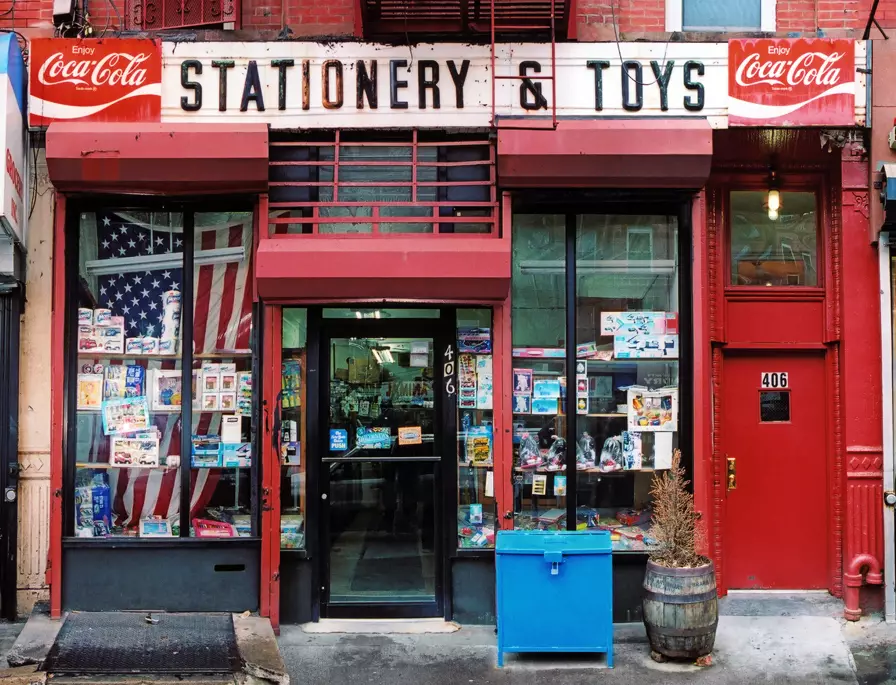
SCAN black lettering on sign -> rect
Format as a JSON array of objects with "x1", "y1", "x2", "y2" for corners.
[
  {"x1": 650, "y1": 60, "x2": 674, "y2": 112},
  {"x1": 240, "y1": 60, "x2": 265, "y2": 112},
  {"x1": 271, "y1": 59, "x2": 294, "y2": 111},
  {"x1": 586, "y1": 59, "x2": 610, "y2": 111},
  {"x1": 390, "y1": 59, "x2": 409, "y2": 109},
  {"x1": 519, "y1": 60, "x2": 547, "y2": 111},
  {"x1": 302, "y1": 59, "x2": 310, "y2": 111},
  {"x1": 322, "y1": 60, "x2": 344, "y2": 109},
  {"x1": 211, "y1": 59, "x2": 235, "y2": 112},
  {"x1": 418, "y1": 60, "x2": 440, "y2": 109},
  {"x1": 621, "y1": 61, "x2": 643, "y2": 112},
  {"x1": 180, "y1": 59, "x2": 202, "y2": 112},
  {"x1": 684, "y1": 60, "x2": 705, "y2": 111},
  {"x1": 357, "y1": 60, "x2": 378, "y2": 109},
  {"x1": 446, "y1": 60, "x2": 470, "y2": 108}
]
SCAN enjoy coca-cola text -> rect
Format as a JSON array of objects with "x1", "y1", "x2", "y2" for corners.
[
  {"x1": 735, "y1": 50, "x2": 845, "y2": 89},
  {"x1": 37, "y1": 51, "x2": 152, "y2": 89}
]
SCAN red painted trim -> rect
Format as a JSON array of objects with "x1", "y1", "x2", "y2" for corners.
[
  {"x1": 496, "y1": 193, "x2": 514, "y2": 529},
  {"x1": 253, "y1": 196, "x2": 265, "y2": 304},
  {"x1": 49, "y1": 193, "x2": 66, "y2": 619},
  {"x1": 691, "y1": 191, "x2": 711, "y2": 556},
  {"x1": 260, "y1": 304, "x2": 278, "y2": 625},
  {"x1": 267, "y1": 305, "x2": 283, "y2": 631}
]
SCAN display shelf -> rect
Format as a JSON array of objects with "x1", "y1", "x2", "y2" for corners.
[
  {"x1": 514, "y1": 466, "x2": 655, "y2": 474},
  {"x1": 459, "y1": 462, "x2": 494, "y2": 469},
  {"x1": 76, "y1": 463, "x2": 252, "y2": 470},
  {"x1": 76, "y1": 407, "x2": 244, "y2": 414},
  {"x1": 77, "y1": 351, "x2": 251, "y2": 360},
  {"x1": 584, "y1": 413, "x2": 627, "y2": 418}
]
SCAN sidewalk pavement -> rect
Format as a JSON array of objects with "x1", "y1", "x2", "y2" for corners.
[{"x1": 277, "y1": 595, "x2": 896, "y2": 685}]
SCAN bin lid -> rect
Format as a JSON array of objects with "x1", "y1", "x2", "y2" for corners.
[{"x1": 495, "y1": 530, "x2": 612, "y2": 554}]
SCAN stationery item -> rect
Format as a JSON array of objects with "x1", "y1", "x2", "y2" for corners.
[
  {"x1": 221, "y1": 415, "x2": 243, "y2": 444},
  {"x1": 531, "y1": 398, "x2": 558, "y2": 415},
  {"x1": 93, "y1": 309, "x2": 112, "y2": 325},
  {"x1": 78, "y1": 308, "x2": 93, "y2": 325},
  {"x1": 78, "y1": 326, "x2": 98, "y2": 351},
  {"x1": 160, "y1": 290, "x2": 181, "y2": 342},
  {"x1": 203, "y1": 373, "x2": 220, "y2": 393},
  {"x1": 110, "y1": 435, "x2": 160, "y2": 467},
  {"x1": 220, "y1": 392, "x2": 237, "y2": 411},
  {"x1": 485, "y1": 470, "x2": 494, "y2": 498},
  {"x1": 469, "y1": 503, "x2": 483, "y2": 524},
  {"x1": 192, "y1": 519, "x2": 236, "y2": 538},
  {"x1": 91, "y1": 478, "x2": 112, "y2": 537},
  {"x1": 125, "y1": 338, "x2": 144, "y2": 355},
  {"x1": 600, "y1": 311, "x2": 678, "y2": 336},
  {"x1": 140, "y1": 518, "x2": 173, "y2": 537},
  {"x1": 614, "y1": 333, "x2": 679, "y2": 359},
  {"x1": 75, "y1": 486, "x2": 94, "y2": 537},
  {"x1": 158, "y1": 339, "x2": 177, "y2": 355},
  {"x1": 220, "y1": 372, "x2": 237, "y2": 392},
  {"x1": 458, "y1": 353, "x2": 477, "y2": 409},
  {"x1": 627, "y1": 387, "x2": 678, "y2": 432},
  {"x1": 103, "y1": 366, "x2": 126, "y2": 400},
  {"x1": 102, "y1": 339, "x2": 124, "y2": 353},
  {"x1": 237, "y1": 372, "x2": 252, "y2": 414},
  {"x1": 77, "y1": 374, "x2": 103, "y2": 410},
  {"x1": 101, "y1": 396, "x2": 150, "y2": 436},
  {"x1": 532, "y1": 474, "x2": 548, "y2": 496},
  {"x1": 125, "y1": 365, "x2": 145, "y2": 397},
  {"x1": 554, "y1": 474, "x2": 567, "y2": 496},
  {"x1": 465, "y1": 425, "x2": 493, "y2": 464},
  {"x1": 222, "y1": 442, "x2": 252, "y2": 468},
  {"x1": 512, "y1": 368, "x2": 533, "y2": 394},
  {"x1": 513, "y1": 394, "x2": 531, "y2": 414},
  {"x1": 202, "y1": 393, "x2": 220, "y2": 411},
  {"x1": 533, "y1": 379, "x2": 561, "y2": 399},
  {"x1": 151, "y1": 370, "x2": 182, "y2": 411},
  {"x1": 142, "y1": 337, "x2": 160, "y2": 354}
]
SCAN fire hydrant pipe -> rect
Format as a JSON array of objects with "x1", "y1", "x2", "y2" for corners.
[{"x1": 844, "y1": 553, "x2": 883, "y2": 621}]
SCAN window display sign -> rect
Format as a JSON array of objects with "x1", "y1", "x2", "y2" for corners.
[
  {"x1": 28, "y1": 38, "x2": 162, "y2": 127},
  {"x1": 0, "y1": 34, "x2": 25, "y2": 254},
  {"x1": 356, "y1": 426, "x2": 391, "y2": 449},
  {"x1": 728, "y1": 38, "x2": 857, "y2": 126},
  {"x1": 627, "y1": 388, "x2": 678, "y2": 432},
  {"x1": 329, "y1": 429, "x2": 348, "y2": 451}
]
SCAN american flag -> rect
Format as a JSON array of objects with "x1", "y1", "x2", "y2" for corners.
[{"x1": 82, "y1": 210, "x2": 254, "y2": 531}]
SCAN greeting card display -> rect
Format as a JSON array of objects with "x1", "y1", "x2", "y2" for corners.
[{"x1": 101, "y1": 396, "x2": 150, "y2": 436}]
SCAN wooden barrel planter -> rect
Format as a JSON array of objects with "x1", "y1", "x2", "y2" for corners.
[{"x1": 642, "y1": 559, "x2": 718, "y2": 659}]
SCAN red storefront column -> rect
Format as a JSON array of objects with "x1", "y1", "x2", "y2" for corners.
[{"x1": 840, "y1": 138, "x2": 885, "y2": 616}]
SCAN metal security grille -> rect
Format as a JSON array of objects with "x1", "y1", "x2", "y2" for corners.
[
  {"x1": 43, "y1": 612, "x2": 241, "y2": 674},
  {"x1": 362, "y1": 0, "x2": 567, "y2": 35},
  {"x1": 127, "y1": 0, "x2": 237, "y2": 30},
  {"x1": 268, "y1": 131, "x2": 497, "y2": 236},
  {"x1": 760, "y1": 391, "x2": 791, "y2": 423}
]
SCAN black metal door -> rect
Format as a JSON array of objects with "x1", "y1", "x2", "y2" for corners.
[
  {"x1": 318, "y1": 318, "x2": 449, "y2": 619},
  {"x1": 0, "y1": 281, "x2": 22, "y2": 620}
]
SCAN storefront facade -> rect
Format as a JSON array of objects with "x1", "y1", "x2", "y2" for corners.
[{"x1": 31, "y1": 36, "x2": 883, "y2": 627}]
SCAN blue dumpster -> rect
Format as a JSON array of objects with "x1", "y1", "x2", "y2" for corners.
[{"x1": 495, "y1": 530, "x2": 613, "y2": 667}]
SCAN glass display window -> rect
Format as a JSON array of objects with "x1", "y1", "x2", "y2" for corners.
[
  {"x1": 280, "y1": 308, "x2": 307, "y2": 550},
  {"x1": 456, "y1": 309, "x2": 496, "y2": 549},
  {"x1": 68, "y1": 207, "x2": 257, "y2": 540},
  {"x1": 509, "y1": 207, "x2": 686, "y2": 553}
]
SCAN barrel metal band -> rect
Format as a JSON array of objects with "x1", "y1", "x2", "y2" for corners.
[
  {"x1": 645, "y1": 622, "x2": 719, "y2": 638},
  {"x1": 643, "y1": 589, "x2": 718, "y2": 604}
]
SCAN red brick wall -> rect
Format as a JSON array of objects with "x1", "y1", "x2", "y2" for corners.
[{"x1": 4, "y1": 0, "x2": 896, "y2": 38}]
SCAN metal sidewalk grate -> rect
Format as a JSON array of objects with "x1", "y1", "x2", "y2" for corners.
[{"x1": 42, "y1": 612, "x2": 242, "y2": 675}]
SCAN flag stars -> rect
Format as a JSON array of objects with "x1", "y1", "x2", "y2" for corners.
[
  {"x1": 146, "y1": 324, "x2": 156, "y2": 335},
  {"x1": 128, "y1": 240, "x2": 136, "y2": 249},
  {"x1": 138, "y1": 233, "x2": 146, "y2": 242},
  {"x1": 151, "y1": 279, "x2": 161, "y2": 289},
  {"x1": 131, "y1": 297, "x2": 139, "y2": 307},
  {"x1": 123, "y1": 284, "x2": 132, "y2": 293},
  {"x1": 118, "y1": 247, "x2": 126, "y2": 256},
  {"x1": 122, "y1": 305, "x2": 130, "y2": 315},
  {"x1": 139, "y1": 311, "x2": 147, "y2": 320},
  {"x1": 175, "y1": 238, "x2": 183, "y2": 248},
  {"x1": 119, "y1": 224, "x2": 128, "y2": 235},
  {"x1": 141, "y1": 289, "x2": 150, "y2": 298},
  {"x1": 99, "y1": 286, "x2": 107, "y2": 296},
  {"x1": 170, "y1": 281, "x2": 179, "y2": 291},
  {"x1": 129, "y1": 320, "x2": 138, "y2": 330},
  {"x1": 162, "y1": 271, "x2": 171, "y2": 280},
  {"x1": 102, "y1": 217, "x2": 111, "y2": 227},
  {"x1": 156, "y1": 237, "x2": 164, "y2": 247},
  {"x1": 114, "y1": 292, "x2": 123, "y2": 301},
  {"x1": 148, "y1": 301, "x2": 158, "y2": 310},
  {"x1": 132, "y1": 275, "x2": 142, "y2": 284},
  {"x1": 101, "y1": 240, "x2": 110, "y2": 250},
  {"x1": 110, "y1": 232, "x2": 118, "y2": 241}
]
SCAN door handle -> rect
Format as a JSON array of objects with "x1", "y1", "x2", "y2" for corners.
[{"x1": 727, "y1": 456, "x2": 736, "y2": 491}]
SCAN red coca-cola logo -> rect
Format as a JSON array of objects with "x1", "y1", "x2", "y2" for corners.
[
  {"x1": 735, "y1": 50, "x2": 845, "y2": 89},
  {"x1": 28, "y1": 39, "x2": 161, "y2": 127},
  {"x1": 728, "y1": 38, "x2": 856, "y2": 126},
  {"x1": 37, "y1": 51, "x2": 152, "y2": 89}
]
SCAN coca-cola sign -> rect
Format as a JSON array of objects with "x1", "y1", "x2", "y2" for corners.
[
  {"x1": 29, "y1": 38, "x2": 161, "y2": 127},
  {"x1": 729, "y1": 38, "x2": 856, "y2": 126}
]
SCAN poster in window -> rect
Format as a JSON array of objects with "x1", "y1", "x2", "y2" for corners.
[{"x1": 627, "y1": 387, "x2": 678, "y2": 432}]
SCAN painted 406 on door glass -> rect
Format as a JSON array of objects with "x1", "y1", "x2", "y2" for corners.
[{"x1": 29, "y1": 39, "x2": 162, "y2": 127}]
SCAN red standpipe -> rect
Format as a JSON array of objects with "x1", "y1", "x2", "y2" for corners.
[{"x1": 843, "y1": 554, "x2": 883, "y2": 621}]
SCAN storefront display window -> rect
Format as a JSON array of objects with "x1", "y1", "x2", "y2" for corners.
[
  {"x1": 510, "y1": 210, "x2": 683, "y2": 552},
  {"x1": 70, "y1": 208, "x2": 257, "y2": 539},
  {"x1": 280, "y1": 308, "x2": 307, "y2": 550},
  {"x1": 456, "y1": 309, "x2": 495, "y2": 549},
  {"x1": 510, "y1": 215, "x2": 568, "y2": 533},
  {"x1": 730, "y1": 191, "x2": 818, "y2": 286}
]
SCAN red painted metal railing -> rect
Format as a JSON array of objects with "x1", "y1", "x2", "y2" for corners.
[
  {"x1": 268, "y1": 130, "x2": 498, "y2": 237},
  {"x1": 128, "y1": 0, "x2": 238, "y2": 30}
]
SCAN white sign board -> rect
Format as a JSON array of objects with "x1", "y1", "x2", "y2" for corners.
[
  {"x1": 161, "y1": 42, "x2": 731, "y2": 129},
  {"x1": 0, "y1": 34, "x2": 25, "y2": 256},
  {"x1": 760, "y1": 372, "x2": 789, "y2": 389}
]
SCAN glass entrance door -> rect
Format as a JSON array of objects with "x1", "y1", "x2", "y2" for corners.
[{"x1": 321, "y1": 330, "x2": 441, "y2": 617}]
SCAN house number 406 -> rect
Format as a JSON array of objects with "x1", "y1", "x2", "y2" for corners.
[{"x1": 444, "y1": 345, "x2": 456, "y2": 395}]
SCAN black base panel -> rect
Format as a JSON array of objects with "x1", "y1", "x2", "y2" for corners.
[
  {"x1": 613, "y1": 553, "x2": 648, "y2": 623},
  {"x1": 280, "y1": 555, "x2": 313, "y2": 624},
  {"x1": 43, "y1": 612, "x2": 241, "y2": 675},
  {"x1": 451, "y1": 557, "x2": 496, "y2": 625}
]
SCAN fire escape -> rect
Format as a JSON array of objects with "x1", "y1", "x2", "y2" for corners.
[{"x1": 359, "y1": 0, "x2": 569, "y2": 128}]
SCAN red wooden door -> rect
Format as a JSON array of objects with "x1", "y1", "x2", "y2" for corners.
[{"x1": 721, "y1": 353, "x2": 829, "y2": 589}]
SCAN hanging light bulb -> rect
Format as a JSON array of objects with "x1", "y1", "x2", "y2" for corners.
[
  {"x1": 768, "y1": 207, "x2": 779, "y2": 221},
  {"x1": 767, "y1": 167, "x2": 781, "y2": 220},
  {"x1": 767, "y1": 189, "x2": 780, "y2": 212}
]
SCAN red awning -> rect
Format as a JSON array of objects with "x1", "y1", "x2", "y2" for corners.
[
  {"x1": 256, "y1": 236, "x2": 511, "y2": 301},
  {"x1": 497, "y1": 119, "x2": 713, "y2": 188},
  {"x1": 45, "y1": 123, "x2": 269, "y2": 195}
]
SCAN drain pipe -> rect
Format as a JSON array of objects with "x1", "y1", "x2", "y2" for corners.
[{"x1": 844, "y1": 553, "x2": 884, "y2": 621}]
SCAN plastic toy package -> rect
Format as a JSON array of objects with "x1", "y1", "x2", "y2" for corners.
[
  {"x1": 577, "y1": 432, "x2": 597, "y2": 470},
  {"x1": 517, "y1": 432, "x2": 543, "y2": 469},
  {"x1": 545, "y1": 437, "x2": 566, "y2": 471},
  {"x1": 598, "y1": 435, "x2": 624, "y2": 472}
]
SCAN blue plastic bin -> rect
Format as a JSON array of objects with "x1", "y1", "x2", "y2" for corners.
[{"x1": 495, "y1": 530, "x2": 613, "y2": 667}]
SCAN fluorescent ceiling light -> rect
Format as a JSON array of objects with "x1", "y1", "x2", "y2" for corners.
[
  {"x1": 372, "y1": 349, "x2": 383, "y2": 364},
  {"x1": 85, "y1": 246, "x2": 245, "y2": 277}
]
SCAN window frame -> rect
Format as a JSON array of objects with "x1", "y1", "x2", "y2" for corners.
[
  {"x1": 62, "y1": 197, "x2": 260, "y2": 542},
  {"x1": 665, "y1": 0, "x2": 775, "y2": 32},
  {"x1": 725, "y1": 183, "x2": 823, "y2": 291}
]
